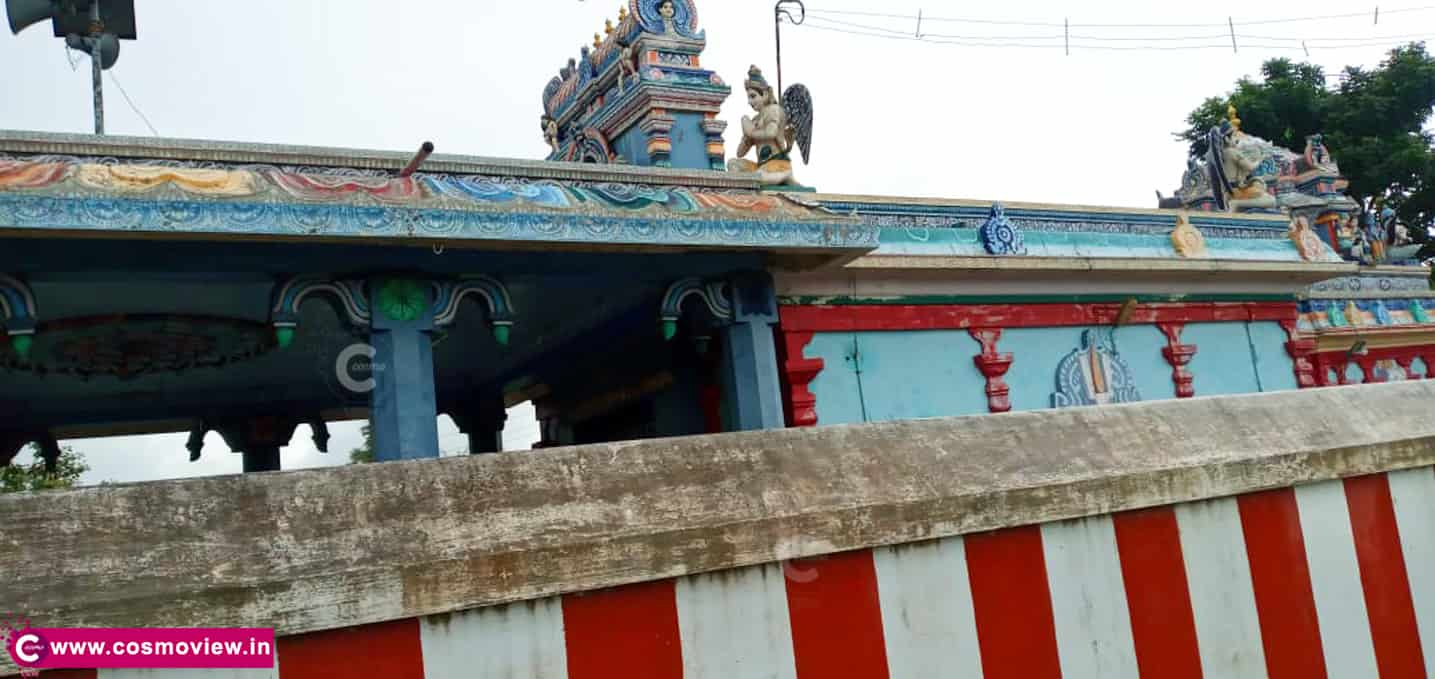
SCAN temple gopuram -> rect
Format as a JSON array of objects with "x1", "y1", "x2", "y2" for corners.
[{"x1": 0, "y1": 0, "x2": 1429, "y2": 474}]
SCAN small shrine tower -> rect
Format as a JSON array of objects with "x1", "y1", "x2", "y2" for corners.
[{"x1": 540, "y1": 0, "x2": 730, "y2": 169}]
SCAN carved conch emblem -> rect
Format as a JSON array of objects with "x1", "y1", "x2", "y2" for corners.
[
  {"x1": 1289, "y1": 215, "x2": 1327, "y2": 262},
  {"x1": 1170, "y1": 213, "x2": 1207, "y2": 258}
]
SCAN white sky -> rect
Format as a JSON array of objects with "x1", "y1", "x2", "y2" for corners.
[{"x1": 0, "y1": 0, "x2": 1425, "y2": 484}]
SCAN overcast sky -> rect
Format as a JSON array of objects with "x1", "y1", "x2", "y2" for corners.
[{"x1": 1, "y1": 0, "x2": 1425, "y2": 484}]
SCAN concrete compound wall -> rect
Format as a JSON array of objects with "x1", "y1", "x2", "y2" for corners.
[{"x1": 5, "y1": 382, "x2": 1435, "y2": 678}]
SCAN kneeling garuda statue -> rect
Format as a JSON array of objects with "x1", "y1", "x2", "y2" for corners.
[{"x1": 728, "y1": 65, "x2": 813, "y2": 188}]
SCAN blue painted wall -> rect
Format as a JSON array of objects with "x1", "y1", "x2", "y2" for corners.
[
  {"x1": 1184, "y1": 322, "x2": 1264, "y2": 396},
  {"x1": 806, "y1": 332, "x2": 865, "y2": 425},
  {"x1": 609, "y1": 112, "x2": 708, "y2": 169},
  {"x1": 805, "y1": 320, "x2": 1301, "y2": 427},
  {"x1": 853, "y1": 330, "x2": 989, "y2": 421},
  {"x1": 1001, "y1": 326, "x2": 1094, "y2": 412},
  {"x1": 668, "y1": 112, "x2": 710, "y2": 170},
  {"x1": 1247, "y1": 321, "x2": 1299, "y2": 392},
  {"x1": 613, "y1": 126, "x2": 652, "y2": 166}
]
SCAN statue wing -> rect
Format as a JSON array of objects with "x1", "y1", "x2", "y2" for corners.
[
  {"x1": 1204, "y1": 126, "x2": 1230, "y2": 211},
  {"x1": 782, "y1": 84, "x2": 814, "y2": 165}
]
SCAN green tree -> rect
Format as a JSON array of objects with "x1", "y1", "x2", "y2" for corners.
[
  {"x1": 349, "y1": 424, "x2": 375, "y2": 464},
  {"x1": 1, "y1": 444, "x2": 89, "y2": 493},
  {"x1": 1177, "y1": 44, "x2": 1435, "y2": 248}
]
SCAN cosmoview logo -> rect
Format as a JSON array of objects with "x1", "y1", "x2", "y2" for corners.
[
  {"x1": 3, "y1": 619, "x2": 46, "y2": 678},
  {"x1": 320, "y1": 340, "x2": 387, "y2": 403},
  {"x1": 335, "y1": 343, "x2": 378, "y2": 394}
]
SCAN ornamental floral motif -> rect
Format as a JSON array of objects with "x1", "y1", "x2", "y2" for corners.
[{"x1": 376, "y1": 279, "x2": 428, "y2": 322}]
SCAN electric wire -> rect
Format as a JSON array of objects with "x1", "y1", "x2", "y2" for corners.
[
  {"x1": 803, "y1": 4, "x2": 1435, "y2": 29},
  {"x1": 799, "y1": 13, "x2": 1432, "y2": 52},
  {"x1": 106, "y1": 71, "x2": 160, "y2": 136}
]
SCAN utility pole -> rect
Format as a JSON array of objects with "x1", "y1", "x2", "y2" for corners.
[
  {"x1": 88, "y1": 1, "x2": 103, "y2": 134},
  {"x1": 774, "y1": 0, "x2": 805, "y2": 94}
]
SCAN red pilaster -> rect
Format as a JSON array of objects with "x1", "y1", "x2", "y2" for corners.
[
  {"x1": 1355, "y1": 358, "x2": 1378, "y2": 383},
  {"x1": 969, "y1": 328, "x2": 1014, "y2": 413},
  {"x1": 1278, "y1": 320, "x2": 1318, "y2": 389},
  {"x1": 778, "y1": 330, "x2": 824, "y2": 428},
  {"x1": 1156, "y1": 323, "x2": 1198, "y2": 398}
]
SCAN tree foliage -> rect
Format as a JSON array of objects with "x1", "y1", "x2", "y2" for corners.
[
  {"x1": 1177, "y1": 44, "x2": 1435, "y2": 245},
  {"x1": 348, "y1": 424, "x2": 375, "y2": 464},
  {"x1": 1, "y1": 444, "x2": 89, "y2": 493}
]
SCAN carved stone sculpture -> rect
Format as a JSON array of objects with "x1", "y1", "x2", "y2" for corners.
[
  {"x1": 1163, "y1": 107, "x2": 1357, "y2": 223},
  {"x1": 617, "y1": 39, "x2": 637, "y2": 92},
  {"x1": 541, "y1": 115, "x2": 560, "y2": 155},
  {"x1": 727, "y1": 65, "x2": 813, "y2": 187},
  {"x1": 658, "y1": 0, "x2": 677, "y2": 33},
  {"x1": 1206, "y1": 107, "x2": 1279, "y2": 212}
]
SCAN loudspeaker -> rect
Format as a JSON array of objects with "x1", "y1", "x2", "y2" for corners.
[
  {"x1": 5, "y1": 0, "x2": 56, "y2": 35},
  {"x1": 64, "y1": 31, "x2": 117, "y2": 68}
]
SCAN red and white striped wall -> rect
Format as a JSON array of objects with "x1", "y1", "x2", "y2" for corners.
[{"x1": 32, "y1": 467, "x2": 1435, "y2": 679}]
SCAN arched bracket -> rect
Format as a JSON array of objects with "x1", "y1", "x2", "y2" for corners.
[
  {"x1": 269, "y1": 277, "x2": 371, "y2": 349},
  {"x1": 186, "y1": 416, "x2": 329, "y2": 462},
  {"x1": 659, "y1": 278, "x2": 733, "y2": 340},
  {"x1": 271, "y1": 275, "x2": 517, "y2": 347},
  {"x1": 432, "y1": 276, "x2": 517, "y2": 346},
  {"x1": 0, "y1": 274, "x2": 38, "y2": 361}
]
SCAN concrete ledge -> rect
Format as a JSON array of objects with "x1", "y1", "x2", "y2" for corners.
[
  {"x1": 843, "y1": 255, "x2": 1356, "y2": 280},
  {"x1": 2, "y1": 382, "x2": 1433, "y2": 642}
]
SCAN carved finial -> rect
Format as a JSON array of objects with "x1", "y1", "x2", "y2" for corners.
[
  {"x1": 605, "y1": 18, "x2": 615, "y2": 35},
  {"x1": 593, "y1": 33, "x2": 603, "y2": 49},
  {"x1": 1227, "y1": 103, "x2": 1241, "y2": 132},
  {"x1": 618, "y1": 5, "x2": 628, "y2": 22}
]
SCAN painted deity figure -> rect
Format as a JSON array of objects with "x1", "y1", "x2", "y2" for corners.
[
  {"x1": 727, "y1": 65, "x2": 813, "y2": 187},
  {"x1": 617, "y1": 38, "x2": 637, "y2": 91},
  {"x1": 658, "y1": 0, "x2": 677, "y2": 33},
  {"x1": 1207, "y1": 107, "x2": 1278, "y2": 212}
]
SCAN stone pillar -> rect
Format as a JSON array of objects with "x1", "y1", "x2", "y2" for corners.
[
  {"x1": 449, "y1": 396, "x2": 507, "y2": 455},
  {"x1": 368, "y1": 278, "x2": 440, "y2": 462},
  {"x1": 212, "y1": 416, "x2": 301, "y2": 474},
  {"x1": 721, "y1": 271, "x2": 785, "y2": 431},
  {"x1": 0, "y1": 430, "x2": 54, "y2": 469},
  {"x1": 533, "y1": 401, "x2": 574, "y2": 449},
  {"x1": 0, "y1": 431, "x2": 26, "y2": 467}
]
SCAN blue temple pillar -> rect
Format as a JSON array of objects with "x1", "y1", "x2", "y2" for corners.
[
  {"x1": 368, "y1": 278, "x2": 440, "y2": 461},
  {"x1": 721, "y1": 271, "x2": 785, "y2": 430}
]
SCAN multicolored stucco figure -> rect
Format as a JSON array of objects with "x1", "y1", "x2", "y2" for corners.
[{"x1": 728, "y1": 65, "x2": 813, "y2": 187}]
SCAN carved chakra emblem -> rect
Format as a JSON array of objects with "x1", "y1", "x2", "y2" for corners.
[
  {"x1": 1170, "y1": 213, "x2": 1207, "y2": 258},
  {"x1": 979, "y1": 203, "x2": 1026, "y2": 256}
]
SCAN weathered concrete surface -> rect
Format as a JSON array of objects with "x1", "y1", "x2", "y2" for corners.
[{"x1": 2, "y1": 382, "x2": 1433, "y2": 649}]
